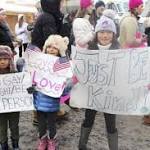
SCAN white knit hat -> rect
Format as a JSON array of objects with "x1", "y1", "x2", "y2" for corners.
[
  {"x1": 43, "y1": 35, "x2": 69, "y2": 57},
  {"x1": 95, "y1": 15, "x2": 117, "y2": 34}
]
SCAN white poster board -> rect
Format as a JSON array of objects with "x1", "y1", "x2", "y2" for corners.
[
  {"x1": 0, "y1": 72, "x2": 34, "y2": 113},
  {"x1": 24, "y1": 50, "x2": 73, "y2": 98},
  {"x1": 70, "y1": 46, "x2": 150, "y2": 115}
]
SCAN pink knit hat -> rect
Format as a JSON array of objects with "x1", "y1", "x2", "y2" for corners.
[
  {"x1": 129, "y1": 0, "x2": 143, "y2": 10},
  {"x1": 80, "y1": 0, "x2": 92, "y2": 9}
]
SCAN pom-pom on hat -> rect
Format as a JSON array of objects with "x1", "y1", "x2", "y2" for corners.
[
  {"x1": 129, "y1": 0, "x2": 143, "y2": 10},
  {"x1": 80, "y1": 0, "x2": 92, "y2": 9},
  {"x1": 95, "y1": 15, "x2": 116, "y2": 34},
  {"x1": 43, "y1": 35, "x2": 69, "y2": 57},
  {"x1": 103, "y1": 9, "x2": 116, "y2": 20}
]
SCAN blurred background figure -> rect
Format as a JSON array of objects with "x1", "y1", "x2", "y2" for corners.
[
  {"x1": 61, "y1": 10, "x2": 78, "y2": 57},
  {"x1": 15, "y1": 14, "x2": 30, "y2": 57},
  {"x1": 0, "y1": 8, "x2": 17, "y2": 55},
  {"x1": 31, "y1": 0, "x2": 64, "y2": 51},
  {"x1": 90, "y1": 0, "x2": 105, "y2": 27}
]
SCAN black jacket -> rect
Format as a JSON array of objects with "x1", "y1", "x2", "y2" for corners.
[
  {"x1": 31, "y1": 0, "x2": 63, "y2": 50},
  {"x1": 0, "y1": 22, "x2": 14, "y2": 52}
]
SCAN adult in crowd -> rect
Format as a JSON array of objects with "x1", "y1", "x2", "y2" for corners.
[
  {"x1": 15, "y1": 14, "x2": 30, "y2": 57},
  {"x1": 0, "y1": 8, "x2": 17, "y2": 55},
  {"x1": 31, "y1": 0, "x2": 64, "y2": 50},
  {"x1": 119, "y1": 0, "x2": 146, "y2": 48},
  {"x1": 90, "y1": 0, "x2": 105, "y2": 27},
  {"x1": 73, "y1": 0, "x2": 94, "y2": 49},
  {"x1": 61, "y1": 10, "x2": 78, "y2": 57}
]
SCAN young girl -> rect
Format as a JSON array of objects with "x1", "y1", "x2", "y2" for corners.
[
  {"x1": 0, "y1": 45, "x2": 20, "y2": 150},
  {"x1": 28, "y1": 35, "x2": 74, "y2": 150},
  {"x1": 78, "y1": 15, "x2": 119, "y2": 150}
]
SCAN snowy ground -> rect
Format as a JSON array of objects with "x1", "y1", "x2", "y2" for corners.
[{"x1": 6, "y1": 108, "x2": 150, "y2": 150}]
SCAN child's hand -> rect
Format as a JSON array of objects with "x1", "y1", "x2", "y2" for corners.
[{"x1": 27, "y1": 85, "x2": 36, "y2": 94}]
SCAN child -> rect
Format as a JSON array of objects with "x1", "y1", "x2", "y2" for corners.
[
  {"x1": 0, "y1": 45, "x2": 20, "y2": 150},
  {"x1": 28, "y1": 35, "x2": 74, "y2": 150},
  {"x1": 78, "y1": 15, "x2": 119, "y2": 150}
]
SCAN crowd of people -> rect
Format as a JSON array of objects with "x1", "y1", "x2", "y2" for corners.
[{"x1": 0, "y1": 0, "x2": 150, "y2": 150}]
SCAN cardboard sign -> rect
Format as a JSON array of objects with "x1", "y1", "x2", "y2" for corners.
[
  {"x1": 24, "y1": 50, "x2": 73, "y2": 97},
  {"x1": 0, "y1": 72, "x2": 34, "y2": 113},
  {"x1": 70, "y1": 46, "x2": 150, "y2": 115}
]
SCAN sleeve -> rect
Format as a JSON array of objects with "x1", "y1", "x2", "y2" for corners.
[{"x1": 73, "y1": 19, "x2": 94, "y2": 47}]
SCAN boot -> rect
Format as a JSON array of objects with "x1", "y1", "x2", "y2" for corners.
[
  {"x1": 12, "y1": 139, "x2": 20, "y2": 150},
  {"x1": 1, "y1": 142, "x2": 8, "y2": 150},
  {"x1": 78, "y1": 126, "x2": 92, "y2": 150},
  {"x1": 107, "y1": 131, "x2": 118, "y2": 150},
  {"x1": 143, "y1": 115, "x2": 150, "y2": 126},
  {"x1": 37, "y1": 136, "x2": 47, "y2": 150},
  {"x1": 47, "y1": 135, "x2": 57, "y2": 150}
]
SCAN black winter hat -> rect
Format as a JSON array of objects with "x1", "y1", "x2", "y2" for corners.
[{"x1": 95, "y1": 1, "x2": 105, "y2": 9}]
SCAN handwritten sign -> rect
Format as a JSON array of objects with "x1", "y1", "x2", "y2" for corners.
[
  {"x1": 70, "y1": 46, "x2": 150, "y2": 115},
  {"x1": 24, "y1": 51, "x2": 73, "y2": 97},
  {"x1": 0, "y1": 72, "x2": 34, "y2": 113}
]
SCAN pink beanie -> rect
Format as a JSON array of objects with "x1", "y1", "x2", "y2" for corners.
[
  {"x1": 129, "y1": 0, "x2": 143, "y2": 10},
  {"x1": 80, "y1": 0, "x2": 92, "y2": 9}
]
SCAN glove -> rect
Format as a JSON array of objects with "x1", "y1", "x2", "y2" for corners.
[{"x1": 27, "y1": 85, "x2": 36, "y2": 94}]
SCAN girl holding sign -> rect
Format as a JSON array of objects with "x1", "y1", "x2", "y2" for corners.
[
  {"x1": 0, "y1": 46, "x2": 20, "y2": 150},
  {"x1": 78, "y1": 12, "x2": 120, "y2": 150},
  {"x1": 27, "y1": 35, "x2": 77, "y2": 150}
]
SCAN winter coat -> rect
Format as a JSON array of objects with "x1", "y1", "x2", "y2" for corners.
[
  {"x1": 73, "y1": 18, "x2": 94, "y2": 49},
  {"x1": 0, "y1": 22, "x2": 14, "y2": 52},
  {"x1": 31, "y1": 0, "x2": 63, "y2": 50},
  {"x1": 33, "y1": 91, "x2": 60, "y2": 112}
]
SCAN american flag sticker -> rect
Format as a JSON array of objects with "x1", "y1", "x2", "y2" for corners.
[{"x1": 53, "y1": 57, "x2": 71, "y2": 72}]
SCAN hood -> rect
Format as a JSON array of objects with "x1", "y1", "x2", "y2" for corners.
[{"x1": 41, "y1": 0, "x2": 61, "y2": 14}]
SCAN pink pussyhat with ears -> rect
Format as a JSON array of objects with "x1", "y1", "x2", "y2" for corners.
[
  {"x1": 129, "y1": 0, "x2": 143, "y2": 10},
  {"x1": 80, "y1": 0, "x2": 92, "y2": 9}
]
